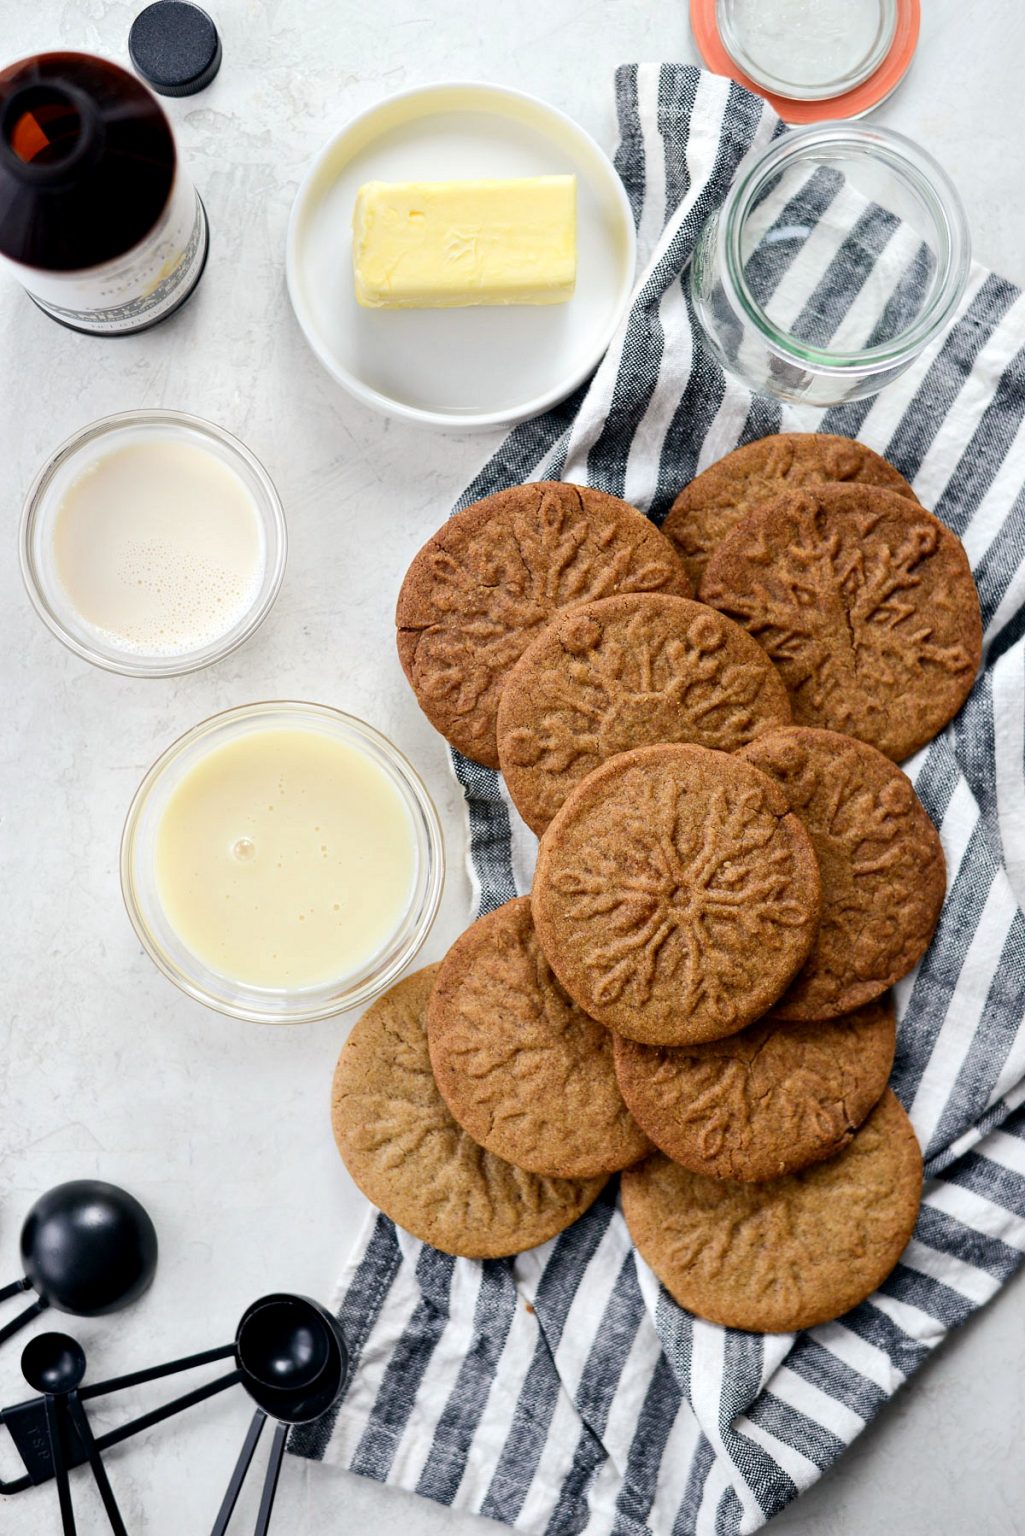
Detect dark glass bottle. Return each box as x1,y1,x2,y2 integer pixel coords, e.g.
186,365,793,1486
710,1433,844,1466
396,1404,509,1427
0,52,208,335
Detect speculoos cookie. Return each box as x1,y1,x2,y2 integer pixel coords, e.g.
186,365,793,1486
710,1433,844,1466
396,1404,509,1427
621,1088,922,1332
663,432,918,587
496,594,791,834
613,994,896,1182
331,967,607,1258
699,484,982,760
738,728,946,1020
531,744,821,1045
427,897,649,1178
396,481,690,767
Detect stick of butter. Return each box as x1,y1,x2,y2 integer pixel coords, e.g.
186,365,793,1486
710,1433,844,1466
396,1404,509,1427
352,176,577,309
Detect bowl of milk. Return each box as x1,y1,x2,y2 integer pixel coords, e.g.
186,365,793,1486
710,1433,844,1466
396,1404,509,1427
121,701,445,1023
20,410,286,675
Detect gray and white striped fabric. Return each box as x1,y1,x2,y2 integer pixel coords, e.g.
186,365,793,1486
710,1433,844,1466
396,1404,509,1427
291,66,1025,1533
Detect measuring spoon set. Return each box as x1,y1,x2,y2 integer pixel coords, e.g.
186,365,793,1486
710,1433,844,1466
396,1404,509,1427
0,1181,346,1534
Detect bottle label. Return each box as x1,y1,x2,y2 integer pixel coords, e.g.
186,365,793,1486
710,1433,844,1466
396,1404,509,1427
0,170,208,334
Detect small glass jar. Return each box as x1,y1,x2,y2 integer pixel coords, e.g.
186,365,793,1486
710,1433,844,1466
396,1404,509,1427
121,702,445,1024
715,0,898,102
20,409,287,677
689,123,971,406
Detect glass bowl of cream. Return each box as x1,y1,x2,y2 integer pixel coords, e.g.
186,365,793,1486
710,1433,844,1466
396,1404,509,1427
20,409,287,676
121,702,445,1023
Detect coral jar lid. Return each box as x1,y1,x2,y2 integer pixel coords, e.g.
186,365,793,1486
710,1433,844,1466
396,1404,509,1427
690,0,920,122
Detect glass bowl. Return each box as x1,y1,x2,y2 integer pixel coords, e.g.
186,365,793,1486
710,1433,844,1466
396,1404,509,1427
20,409,287,677
689,122,970,405
121,702,444,1023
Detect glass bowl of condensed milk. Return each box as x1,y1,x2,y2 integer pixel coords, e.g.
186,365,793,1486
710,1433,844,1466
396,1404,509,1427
121,702,444,1023
20,409,286,676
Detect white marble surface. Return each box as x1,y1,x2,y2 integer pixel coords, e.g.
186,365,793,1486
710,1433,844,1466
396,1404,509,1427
1,2,1024,1532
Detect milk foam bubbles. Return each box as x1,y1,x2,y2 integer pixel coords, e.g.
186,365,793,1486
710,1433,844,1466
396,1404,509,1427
53,438,266,657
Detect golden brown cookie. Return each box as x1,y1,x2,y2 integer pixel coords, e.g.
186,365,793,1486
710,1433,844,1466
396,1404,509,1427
396,482,691,767
427,898,649,1177
622,1088,922,1332
331,967,607,1258
531,744,821,1045
699,484,982,761
738,728,946,1020
496,594,791,835
663,433,918,586
613,995,896,1182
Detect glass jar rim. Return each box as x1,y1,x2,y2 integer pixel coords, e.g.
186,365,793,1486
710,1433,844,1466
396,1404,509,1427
714,0,899,102
720,122,971,376
19,407,288,678
120,700,445,1024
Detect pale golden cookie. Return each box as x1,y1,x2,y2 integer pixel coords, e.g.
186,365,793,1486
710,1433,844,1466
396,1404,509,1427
663,433,918,586
613,996,896,1181
622,1088,922,1332
738,728,946,1020
532,744,821,1045
331,967,607,1258
428,898,649,1177
496,594,790,834
396,481,690,767
699,484,982,761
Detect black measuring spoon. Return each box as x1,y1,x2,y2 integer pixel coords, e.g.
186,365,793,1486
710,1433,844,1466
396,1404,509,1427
0,1181,158,1346
211,1294,347,1536
21,1332,128,1536
0,1289,344,1524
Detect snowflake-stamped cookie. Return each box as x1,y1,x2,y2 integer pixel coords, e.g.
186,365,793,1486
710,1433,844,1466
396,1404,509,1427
395,481,690,768
739,728,946,1020
427,897,649,1178
496,594,791,834
613,995,896,1182
531,744,822,1045
699,484,982,761
331,967,607,1258
662,432,918,588
622,1088,922,1332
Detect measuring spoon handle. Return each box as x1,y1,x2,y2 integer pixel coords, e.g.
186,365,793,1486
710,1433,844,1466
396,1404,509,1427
253,1421,287,1536
210,1408,266,1536
66,1391,128,1536
0,1294,48,1346
44,1395,77,1536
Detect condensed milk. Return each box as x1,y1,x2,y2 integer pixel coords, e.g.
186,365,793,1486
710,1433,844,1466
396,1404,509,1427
155,727,417,989
121,702,444,1023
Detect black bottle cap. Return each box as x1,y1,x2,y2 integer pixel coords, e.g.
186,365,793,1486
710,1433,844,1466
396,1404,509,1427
129,1,222,98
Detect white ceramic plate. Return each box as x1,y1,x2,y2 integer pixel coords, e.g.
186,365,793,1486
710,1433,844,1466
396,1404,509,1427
286,82,637,431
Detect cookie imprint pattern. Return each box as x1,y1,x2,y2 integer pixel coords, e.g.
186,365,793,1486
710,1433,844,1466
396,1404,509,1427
428,899,648,1177
613,995,896,1181
533,748,820,1044
332,968,606,1258
397,482,689,766
498,596,789,832
663,432,917,585
700,486,981,759
621,1089,922,1332
739,729,945,1019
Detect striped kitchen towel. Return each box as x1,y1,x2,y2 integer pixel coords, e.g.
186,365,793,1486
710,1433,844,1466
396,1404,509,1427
291,66,1025,1534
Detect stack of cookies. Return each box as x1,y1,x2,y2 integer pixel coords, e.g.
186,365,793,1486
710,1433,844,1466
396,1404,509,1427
332,434,983,1334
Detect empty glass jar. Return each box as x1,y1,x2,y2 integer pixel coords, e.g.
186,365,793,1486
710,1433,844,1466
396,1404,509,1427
689,122,971,406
